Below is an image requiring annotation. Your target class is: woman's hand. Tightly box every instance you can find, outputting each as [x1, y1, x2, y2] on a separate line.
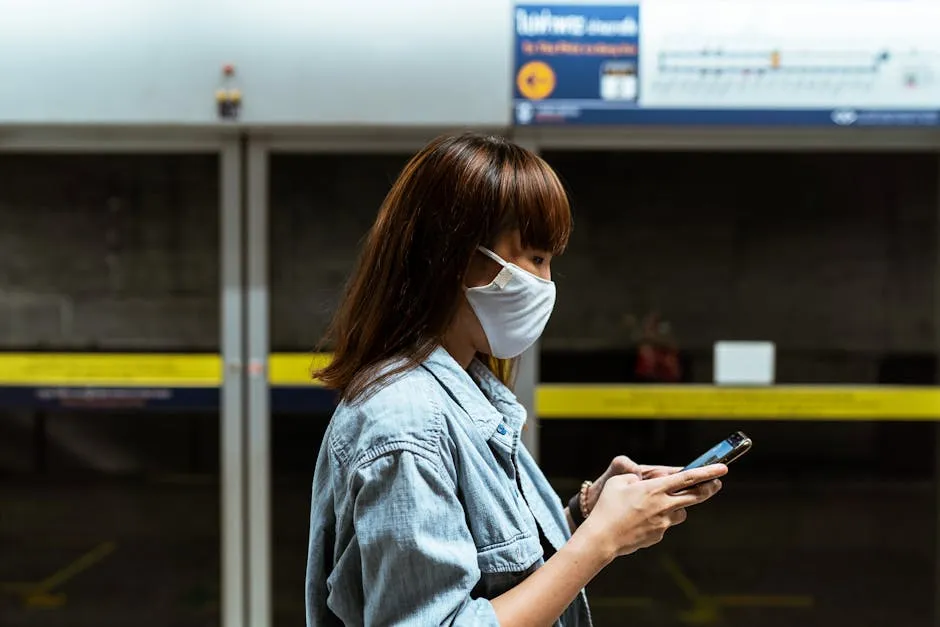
[579, 464, 727, 559]
[582, 455, 681, 514]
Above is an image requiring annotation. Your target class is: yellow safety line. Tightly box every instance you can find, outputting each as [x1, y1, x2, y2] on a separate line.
[661, 556, 708, 603]
[33, 541, 117, 594]
[658, 555, 814, 624]
[0, 541, 117, 608]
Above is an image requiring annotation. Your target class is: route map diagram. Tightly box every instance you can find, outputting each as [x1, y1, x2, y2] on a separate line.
[638, 1, 940, 109]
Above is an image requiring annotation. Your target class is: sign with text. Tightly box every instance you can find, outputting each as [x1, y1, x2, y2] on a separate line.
[513, 2, 940, 126]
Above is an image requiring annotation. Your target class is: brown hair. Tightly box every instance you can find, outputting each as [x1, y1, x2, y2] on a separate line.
[315, 132, 571, 402]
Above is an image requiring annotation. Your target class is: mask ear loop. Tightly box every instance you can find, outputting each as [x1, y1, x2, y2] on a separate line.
[476, 246, 507, 266]
[477, 246, 513, 289]
[475, 246, 514, 289]
[464, 247, 511, 292]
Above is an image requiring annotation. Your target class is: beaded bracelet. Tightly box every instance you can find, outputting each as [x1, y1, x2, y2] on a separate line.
[567, 480, 594, 527]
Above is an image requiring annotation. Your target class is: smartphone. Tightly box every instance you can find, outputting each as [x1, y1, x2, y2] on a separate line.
[683, 431, 752, 472]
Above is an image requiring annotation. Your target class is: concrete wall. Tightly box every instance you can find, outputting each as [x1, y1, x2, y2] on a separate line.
[0, 154, 219, 349]
[1, 151, 936, 378]
[548, 151, 937, 355]
[546, 151, 939, 383]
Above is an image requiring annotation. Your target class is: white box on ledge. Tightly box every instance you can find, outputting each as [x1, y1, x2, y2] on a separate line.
[714, 341, 776, 386]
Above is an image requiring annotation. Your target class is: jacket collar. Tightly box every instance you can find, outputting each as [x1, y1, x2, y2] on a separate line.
[421, 346, 527, 441]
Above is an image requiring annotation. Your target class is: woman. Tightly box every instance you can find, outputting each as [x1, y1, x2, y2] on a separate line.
[305, 132, 726, 626]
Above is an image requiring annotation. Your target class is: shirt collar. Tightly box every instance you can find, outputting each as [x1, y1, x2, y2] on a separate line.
[421, 346, 528, 440]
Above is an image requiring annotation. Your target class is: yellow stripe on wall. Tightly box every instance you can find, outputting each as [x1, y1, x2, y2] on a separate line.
[0, 353, 222, 387]
[0, 353, 332, 388]
[536, 384, 940, 420]
[269, 352, 331, 386]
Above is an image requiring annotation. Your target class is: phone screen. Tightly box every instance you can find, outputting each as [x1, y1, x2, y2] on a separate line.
[683, 438, 736, 471]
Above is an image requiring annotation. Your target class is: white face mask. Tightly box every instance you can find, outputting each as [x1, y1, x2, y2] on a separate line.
[464, 246, 556, 359]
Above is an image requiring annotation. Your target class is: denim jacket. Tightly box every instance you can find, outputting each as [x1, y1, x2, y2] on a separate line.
[306, 346, 592, 626]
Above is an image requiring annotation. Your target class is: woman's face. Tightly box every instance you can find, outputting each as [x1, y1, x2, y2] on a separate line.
[450, 229, 553, 361]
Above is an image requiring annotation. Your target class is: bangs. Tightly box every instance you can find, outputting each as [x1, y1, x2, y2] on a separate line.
[496, 152, 572, 255]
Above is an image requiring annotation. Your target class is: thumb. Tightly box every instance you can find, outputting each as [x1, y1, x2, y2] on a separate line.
[606, 455, 641, 477]
[605, 472, 642, 490]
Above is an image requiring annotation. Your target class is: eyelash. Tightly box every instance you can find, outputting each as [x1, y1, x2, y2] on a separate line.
[532, 256, 545, 266]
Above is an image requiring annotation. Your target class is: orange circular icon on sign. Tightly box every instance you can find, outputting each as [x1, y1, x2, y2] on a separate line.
[516, 61, 556, 100]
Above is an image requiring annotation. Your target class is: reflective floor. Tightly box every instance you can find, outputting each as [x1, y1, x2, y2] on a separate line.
[1, 415, 936, 627]
[0, 481, 934, 627]
[0, 481, 219, 627]
[0, 412, 220, 627]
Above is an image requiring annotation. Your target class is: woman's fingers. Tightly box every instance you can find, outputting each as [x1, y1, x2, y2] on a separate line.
[666, 479, 723, 511]
[669, 507, 688, 526]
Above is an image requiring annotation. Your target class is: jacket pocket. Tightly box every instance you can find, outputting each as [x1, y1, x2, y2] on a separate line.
[472, 533, 544, 599]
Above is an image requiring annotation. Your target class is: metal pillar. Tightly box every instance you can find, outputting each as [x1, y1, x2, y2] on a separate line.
[246, 140, 272, 627]
[935, 150, 940, 627]
[517, 342, 540, 462]
[220, 137, 246, 627]
[510, 133, 543, 462]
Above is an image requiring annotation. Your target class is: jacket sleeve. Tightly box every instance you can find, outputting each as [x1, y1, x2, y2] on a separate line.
[338, 445, 500, 626]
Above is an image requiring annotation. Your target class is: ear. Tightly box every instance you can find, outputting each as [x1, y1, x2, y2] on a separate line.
[464, 247, 502, 289]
